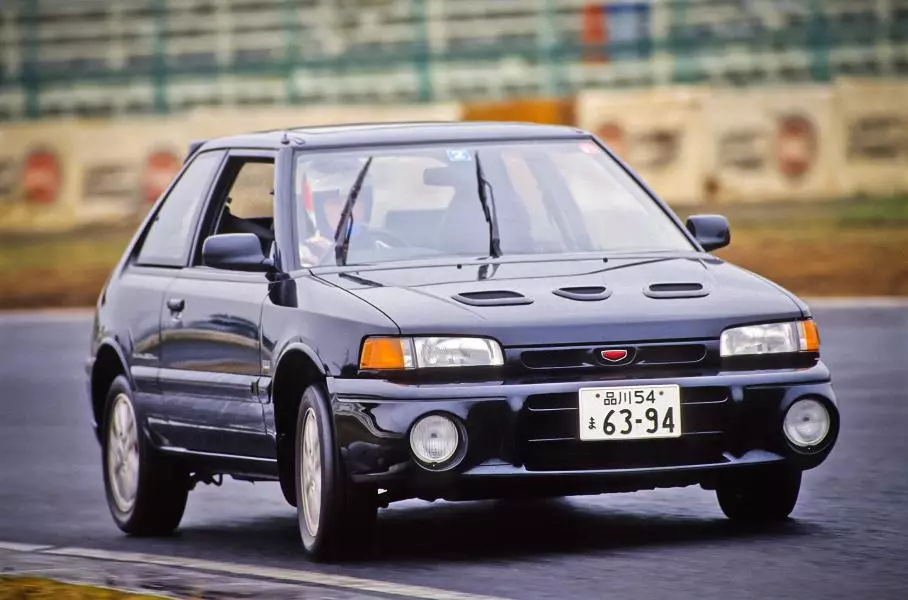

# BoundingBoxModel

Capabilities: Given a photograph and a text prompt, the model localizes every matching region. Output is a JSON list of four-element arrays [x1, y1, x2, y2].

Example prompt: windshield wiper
[[474, 151, 502, 258], [334, 156, 373, 266]]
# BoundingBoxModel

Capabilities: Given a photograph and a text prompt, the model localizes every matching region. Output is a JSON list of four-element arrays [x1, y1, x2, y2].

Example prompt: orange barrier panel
[[461, 98, 574, 126]]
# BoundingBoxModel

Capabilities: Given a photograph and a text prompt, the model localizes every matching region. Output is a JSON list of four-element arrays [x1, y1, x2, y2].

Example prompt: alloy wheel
[[107, 393, 139, 513], [300, 407, 322, 538]]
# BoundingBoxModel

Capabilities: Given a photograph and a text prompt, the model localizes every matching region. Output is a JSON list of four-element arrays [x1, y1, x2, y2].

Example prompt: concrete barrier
[[701, 85, 845, 203], [577, 88, 705, 205], [835, 78, 908, 198], [2, 86, 907, 233], [0, 121, 80, 232], [0, 104, 461, 233], [578, 82, 908, 205]]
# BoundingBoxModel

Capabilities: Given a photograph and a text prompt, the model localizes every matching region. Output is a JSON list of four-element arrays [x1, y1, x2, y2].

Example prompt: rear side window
[[136, 151, 224, 267]]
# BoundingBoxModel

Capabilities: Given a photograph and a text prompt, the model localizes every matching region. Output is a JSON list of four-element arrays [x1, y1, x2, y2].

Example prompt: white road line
[[0, 309, 94, 324], [805, 297, 908, 309], [0, 541, 53, 552], [3, 568, 95, 576], [41, 546, 509, 600]]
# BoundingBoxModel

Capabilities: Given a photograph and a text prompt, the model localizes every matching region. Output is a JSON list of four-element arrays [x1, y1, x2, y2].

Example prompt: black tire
[[101, 375, 189, 536], [716, 466, 802, 523], [295, 383, 376, 561]]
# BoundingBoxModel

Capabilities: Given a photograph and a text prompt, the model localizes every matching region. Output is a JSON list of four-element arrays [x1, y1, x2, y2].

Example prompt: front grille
[[517, 386, 730, 471], [518, 342, 710, 371], [638, 344, 706, 365], [522, 349, 590, 369]]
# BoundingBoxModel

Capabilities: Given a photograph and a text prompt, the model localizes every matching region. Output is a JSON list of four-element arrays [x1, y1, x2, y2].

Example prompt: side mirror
[[202, 233, 275, 272], [685, 214, 730, 252]]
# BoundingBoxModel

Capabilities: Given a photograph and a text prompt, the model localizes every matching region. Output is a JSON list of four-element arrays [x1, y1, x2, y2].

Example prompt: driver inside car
[[298, 162, 374, 264]]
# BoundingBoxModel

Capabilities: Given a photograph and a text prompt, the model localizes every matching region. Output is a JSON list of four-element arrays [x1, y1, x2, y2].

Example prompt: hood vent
[[644, 282, 710, 299], [452, 290, 533, 307], [552, 285, 612, 301]]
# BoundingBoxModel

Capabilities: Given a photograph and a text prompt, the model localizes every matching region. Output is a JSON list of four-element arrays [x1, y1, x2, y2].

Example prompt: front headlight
[[720, 320, 819, 357], [360, 336, 504, 370]]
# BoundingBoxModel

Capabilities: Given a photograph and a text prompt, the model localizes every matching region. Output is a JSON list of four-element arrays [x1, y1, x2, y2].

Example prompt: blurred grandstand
[[0, 0, 905, 120]]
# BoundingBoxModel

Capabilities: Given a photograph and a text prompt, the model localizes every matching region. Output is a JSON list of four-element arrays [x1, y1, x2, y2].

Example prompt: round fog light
[[410, 414, 459, 466], [783, 398, 831, 448]]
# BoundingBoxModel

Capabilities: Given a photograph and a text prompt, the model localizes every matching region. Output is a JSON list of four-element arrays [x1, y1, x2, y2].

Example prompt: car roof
[[197, 121, 589, 153]]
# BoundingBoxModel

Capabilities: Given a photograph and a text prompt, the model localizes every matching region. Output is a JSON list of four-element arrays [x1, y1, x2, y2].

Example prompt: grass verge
[[678, 196, 908, 296], [0, 577, 163, 600], [0, 230, 130, 310]]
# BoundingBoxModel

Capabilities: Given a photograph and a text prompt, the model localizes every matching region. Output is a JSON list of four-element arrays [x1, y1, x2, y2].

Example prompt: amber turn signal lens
[[799, 320, 820, 352], [360, 337, 408, 370]]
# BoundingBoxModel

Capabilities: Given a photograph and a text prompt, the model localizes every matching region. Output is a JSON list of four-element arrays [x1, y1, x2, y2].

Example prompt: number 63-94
[[603, 407, 676, 435]]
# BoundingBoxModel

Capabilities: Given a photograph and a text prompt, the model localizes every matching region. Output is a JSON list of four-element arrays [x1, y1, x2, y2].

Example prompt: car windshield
[[293, 140, 693, 266]]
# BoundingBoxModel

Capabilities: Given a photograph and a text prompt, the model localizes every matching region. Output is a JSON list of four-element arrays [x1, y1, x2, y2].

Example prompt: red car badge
[[601, 349, 629, 363]]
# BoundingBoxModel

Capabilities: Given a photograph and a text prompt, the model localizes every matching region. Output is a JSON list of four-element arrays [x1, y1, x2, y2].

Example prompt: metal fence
[[1, 0, 905, 120]]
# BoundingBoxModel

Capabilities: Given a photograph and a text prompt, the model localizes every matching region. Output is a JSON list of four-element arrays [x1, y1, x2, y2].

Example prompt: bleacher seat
[[0, 0, 901, 120]]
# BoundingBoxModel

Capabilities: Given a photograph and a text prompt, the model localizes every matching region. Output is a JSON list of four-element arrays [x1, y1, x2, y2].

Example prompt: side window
[[201, 157, 276, 263], [136, 151, 224, 267]]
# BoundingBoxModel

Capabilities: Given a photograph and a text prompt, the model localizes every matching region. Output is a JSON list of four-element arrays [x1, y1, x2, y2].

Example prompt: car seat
[[431, 162, 536, 257], [216, 198, 275, 254]]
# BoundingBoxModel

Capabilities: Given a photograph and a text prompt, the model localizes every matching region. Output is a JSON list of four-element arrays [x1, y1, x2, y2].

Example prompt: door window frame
[[188, 148, 283, 273]]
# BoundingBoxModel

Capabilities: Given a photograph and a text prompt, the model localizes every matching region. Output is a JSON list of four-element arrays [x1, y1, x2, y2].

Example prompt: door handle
[[167, 298, 185, 313]]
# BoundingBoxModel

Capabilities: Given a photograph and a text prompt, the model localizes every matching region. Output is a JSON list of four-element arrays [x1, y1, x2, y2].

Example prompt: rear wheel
[[716, 466, 801, 523], [295, 383, 376, 560], [102, 376, 189, 535]]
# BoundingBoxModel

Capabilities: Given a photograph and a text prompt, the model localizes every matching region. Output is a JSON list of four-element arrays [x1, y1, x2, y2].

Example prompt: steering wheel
[[302, 227, 413, 266]]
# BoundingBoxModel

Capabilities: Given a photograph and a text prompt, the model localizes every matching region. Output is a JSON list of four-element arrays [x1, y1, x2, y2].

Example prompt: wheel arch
[[91, 340, 132, 442], [271, 343, 329, 506]]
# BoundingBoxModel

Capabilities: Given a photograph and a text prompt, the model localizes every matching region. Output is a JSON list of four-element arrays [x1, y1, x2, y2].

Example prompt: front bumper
[[329, 363, 838, 500]]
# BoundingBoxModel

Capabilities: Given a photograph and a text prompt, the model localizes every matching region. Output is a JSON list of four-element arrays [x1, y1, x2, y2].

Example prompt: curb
[[0, 308, 94, 324], [804, 297, 908, 309], [0, 543, 506, 600]]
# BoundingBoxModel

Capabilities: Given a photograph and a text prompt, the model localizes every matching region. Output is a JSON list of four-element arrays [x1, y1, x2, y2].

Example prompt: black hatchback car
[[87, 122, 839, 559]]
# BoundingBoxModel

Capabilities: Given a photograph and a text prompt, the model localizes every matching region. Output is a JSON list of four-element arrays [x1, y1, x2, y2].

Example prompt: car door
[[118, 150, 226, 411], [156, 151, 276, 458]]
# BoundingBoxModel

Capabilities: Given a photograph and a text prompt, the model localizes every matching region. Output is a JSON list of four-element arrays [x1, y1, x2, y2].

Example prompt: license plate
[[578, 384, 682, 441]]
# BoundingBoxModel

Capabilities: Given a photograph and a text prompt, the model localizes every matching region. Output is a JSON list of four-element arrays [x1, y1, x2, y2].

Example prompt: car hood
[[313, 255, 804, 347]]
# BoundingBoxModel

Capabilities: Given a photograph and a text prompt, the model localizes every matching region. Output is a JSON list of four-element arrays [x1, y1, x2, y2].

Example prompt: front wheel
[[295, 383, 376, 560], [102, 375, 189, 535], [716, 466, 802, 523]]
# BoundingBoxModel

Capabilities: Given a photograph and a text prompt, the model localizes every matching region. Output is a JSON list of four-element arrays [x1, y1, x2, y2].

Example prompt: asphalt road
[[1, 305, 906, 599]]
